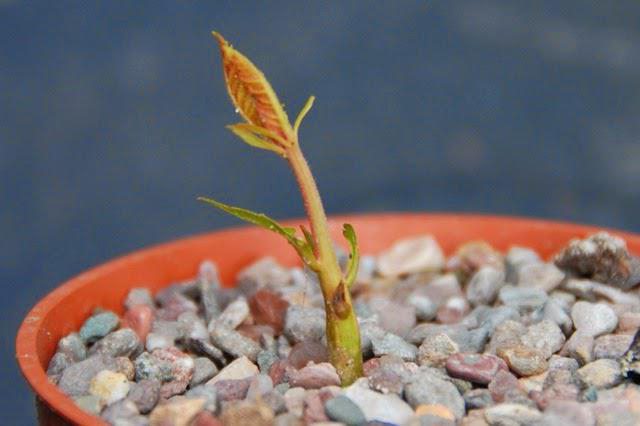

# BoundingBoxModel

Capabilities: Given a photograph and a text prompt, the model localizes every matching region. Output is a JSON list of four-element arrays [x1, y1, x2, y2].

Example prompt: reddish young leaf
[[213, 32, 294, 143]]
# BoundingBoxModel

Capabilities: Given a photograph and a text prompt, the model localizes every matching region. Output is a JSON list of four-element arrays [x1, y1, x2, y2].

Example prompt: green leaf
[[226, 123, 286, 155], [293, 96, 315, 136], [342, 223, 360, 288], [198, 196, 318, 269]]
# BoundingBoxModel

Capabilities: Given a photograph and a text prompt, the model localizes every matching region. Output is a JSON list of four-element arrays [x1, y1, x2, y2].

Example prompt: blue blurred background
[[3, 1, 640, 423]]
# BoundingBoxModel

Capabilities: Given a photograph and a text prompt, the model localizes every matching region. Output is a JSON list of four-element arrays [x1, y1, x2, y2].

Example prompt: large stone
[[58, 354, 118, 397]]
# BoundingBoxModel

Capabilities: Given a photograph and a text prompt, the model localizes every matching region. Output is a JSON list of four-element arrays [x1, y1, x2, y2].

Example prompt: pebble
[[487, 370, 521, 403], [408, 293, 438, 321], [124, 288, 155, 310], [257, 350, 279, 373], [249, 289, 290, 334], [148, 397, 206, 426], [191, 411, 223, 426], [517, 262, 565, 292], [422, 273, 463, 306], [47, 352, 73, 382], [343, 378, 414, 424], [127, 379, 161, 414], [404, 369, 465, 419], [371, 333, 418, 361], [210, 325, 261, 361], [145, 332, 174, 351], [101, 399, 140, 424], [377, 235, 445, 277], [79, 311, 120, 342], [498, 345, 548, 377], [185, 338, 226, 365], [505, 246, 541, 283], [617, 311, 640, 333], [190, 357, 218, 387], [498, 285, 548, 312], [283, 387, 307, 417], [543, 297, 574, 335], [466, 266, 505, 307], [538, 400, 596, 426], [288, 362, 341, 389], [463, 389, 494, 410], [262, 390, 286, 415], [90, 328, 141, 358], [135, 347, 194, 387], [58, 354, 118, 397], [486, 320, 526, 355], [520, 320, 566, 359], [237, 257, 291, 295], [199, 278, 221, 324], [284, 305, 326, 343], [483, 403, 542, 425], [178, 311, 209, 341], [89, 370, 130, 405], [208, 356, 258, 385], [219, 401, 274, 426], [368, 366, 404, 395], [593, 334, 634, 359], [571, 301, 618, 337], [123, 305, 155, 341], [185, 384, 217, 412], [156, 292, 198, 320], [74, 394, 104, 415], [418, 333, 459, 367], [246, 374, 274, 400], [576, 359, 623, 389], [554, 232, 640, 289], [213, 378, 252, 402], [446, 241, 503, 282], [324, 395, 366, 425], [562, 331, 595, 364], [369, 297, 417, 336], [213, 296, 250, 330], [445, 353, 508, 385], [57, 332, 87, 362], [436, 296, 470, 324], [288, 340, 329, 369]]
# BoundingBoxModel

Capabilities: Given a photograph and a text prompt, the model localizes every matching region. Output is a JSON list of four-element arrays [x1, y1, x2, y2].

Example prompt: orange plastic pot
[[16, 213, 640, 425]]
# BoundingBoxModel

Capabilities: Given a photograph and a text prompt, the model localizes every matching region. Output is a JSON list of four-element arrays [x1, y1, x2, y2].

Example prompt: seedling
[[199, 32, 363, 385]]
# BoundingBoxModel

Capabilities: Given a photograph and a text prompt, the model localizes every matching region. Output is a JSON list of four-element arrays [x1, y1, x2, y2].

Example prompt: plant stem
[[287, 143, 363, 385]]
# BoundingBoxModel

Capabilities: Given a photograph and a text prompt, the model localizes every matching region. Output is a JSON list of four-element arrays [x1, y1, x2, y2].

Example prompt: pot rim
[[15, 211, 640, 425]]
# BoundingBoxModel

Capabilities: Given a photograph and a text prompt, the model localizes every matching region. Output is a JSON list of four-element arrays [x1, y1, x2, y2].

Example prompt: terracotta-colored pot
[[16, 213, 640, 425]]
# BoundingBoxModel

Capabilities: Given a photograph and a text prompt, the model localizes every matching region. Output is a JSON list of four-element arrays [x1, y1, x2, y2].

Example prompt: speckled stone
[[90, 328, 141, 358], [404, 369, 465, 420], [466, 266, 505, 307], [377, 235, 445, 277], [219, 401, 274, 426], [498, 345, 548, 377], [57, 332, 87, 362], [190, 357, 218, 388], [520, 320, 566, 359], [148, 396, 206, 426], [576, 359, 623, 389], [418, 333, 459, 367], [89, 370, 130, 405], [342, 378, 414, 424], [371, 333, 418, 361], [484, 403, 542, 425], [445, 353, 508, 385], [594, 334, 634, 359], [210, 325, 261, 362], [571, 302, 618, 337], [288, 362, 340, 389], [58, 354, 118, 397], [127, 379, 161, 414], [79, 311, 120, 342], [284, 305, 326, 343]]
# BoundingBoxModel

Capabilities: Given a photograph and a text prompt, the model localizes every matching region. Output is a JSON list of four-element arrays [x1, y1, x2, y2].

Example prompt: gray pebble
[[466, 266, 505, 306], [498, 285, 548, 313], [73, 394, 104, 415], [185, 383, 217, 412], [464, 388, 494, 410], [404, 368, 465, 420], [126, 379, 160, 414], [210, 325, 261, 361], [408, 293, 438, 322], [372, 333, 418, 361], [90, 328, 141, 358], [576, 359, 623, 389], [124, 288, 155, 310], [257, 350, 279, 374], [47, 352, 73, 382], [543, 298, 574, 335], [324, 395, 367, 425], [57, 332, 87, 362], [283, 305, 326, 343], [212, 296, 249, 330], [190, 357, 218, 388], [521, 320, 566, 359], [58, 354, 117, 397], [79, 311, 120, 342], [517, 263, 565, 292]]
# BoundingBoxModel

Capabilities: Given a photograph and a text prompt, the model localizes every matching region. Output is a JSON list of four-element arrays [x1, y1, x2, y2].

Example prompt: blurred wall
[[2, 1, 640, 422]]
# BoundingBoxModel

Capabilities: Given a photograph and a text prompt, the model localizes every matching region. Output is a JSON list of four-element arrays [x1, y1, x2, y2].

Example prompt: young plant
[[199, 32, 363, 385]]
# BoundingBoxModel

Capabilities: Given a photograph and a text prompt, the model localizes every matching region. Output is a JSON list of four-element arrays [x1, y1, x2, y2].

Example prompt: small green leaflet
[[342, 223, 360, 288], [293, 95, 315, 136], [198, 196, 319, 269]]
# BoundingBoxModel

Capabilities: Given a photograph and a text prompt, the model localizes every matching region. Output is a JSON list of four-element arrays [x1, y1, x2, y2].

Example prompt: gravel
[[47, 232, 640, 425]]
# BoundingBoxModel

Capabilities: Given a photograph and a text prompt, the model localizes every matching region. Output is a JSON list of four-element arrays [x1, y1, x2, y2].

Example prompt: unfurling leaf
[[198, 196, 319, 269], [342, 224, 360, 288], [213, 32, 294, 143], [226, 123, 287, 156], [293, 96, 315, 136]]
